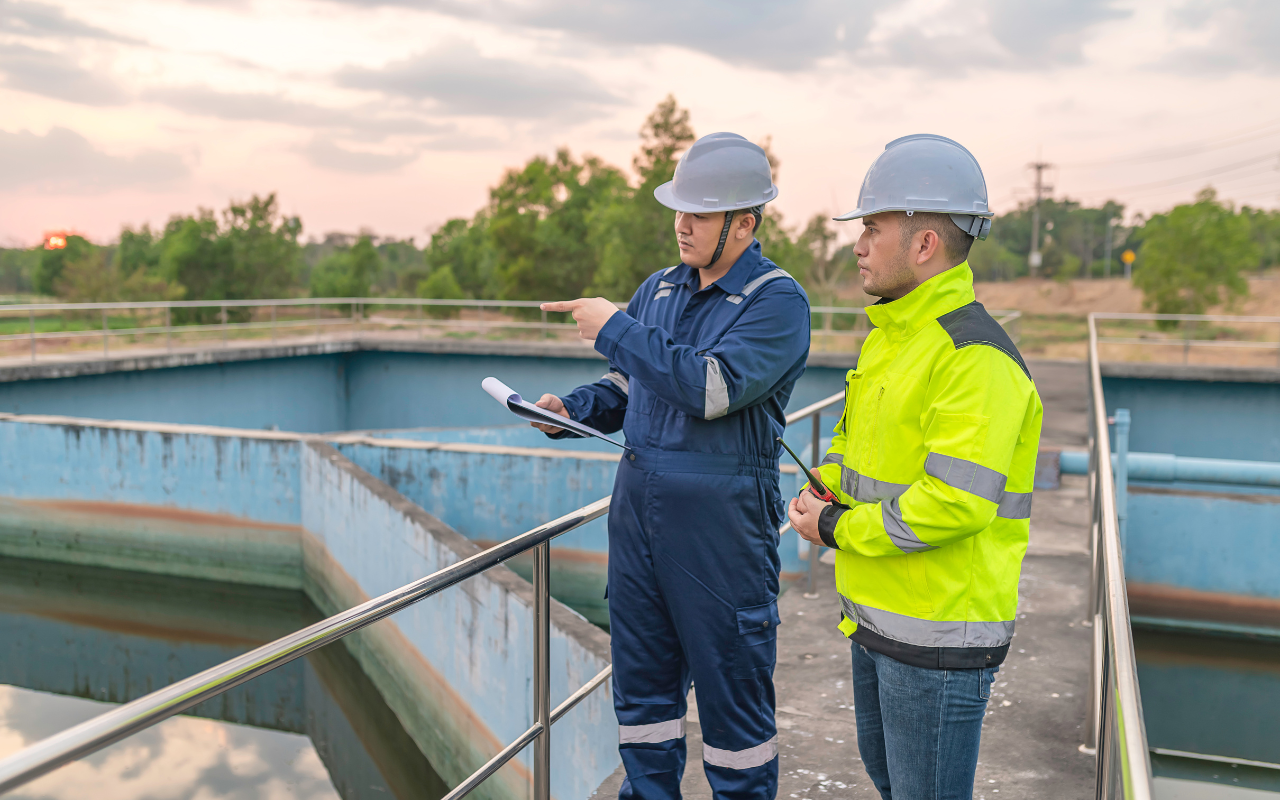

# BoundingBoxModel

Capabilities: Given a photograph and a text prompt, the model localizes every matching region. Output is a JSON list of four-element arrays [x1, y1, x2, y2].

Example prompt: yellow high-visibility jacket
[[812, 263, 1043, 669]]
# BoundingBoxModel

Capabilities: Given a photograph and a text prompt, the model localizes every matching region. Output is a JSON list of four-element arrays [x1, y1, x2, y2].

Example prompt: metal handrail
[[0, 497, 611, 797], [0, 298, 1022, 364], [1086, 313, 1154, 799]]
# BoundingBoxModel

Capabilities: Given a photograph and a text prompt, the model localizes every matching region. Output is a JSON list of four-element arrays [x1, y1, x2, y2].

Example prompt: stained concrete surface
[[594, 360, 1097, 798]]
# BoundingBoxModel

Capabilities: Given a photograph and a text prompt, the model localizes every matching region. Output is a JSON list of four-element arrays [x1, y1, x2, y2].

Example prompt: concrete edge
[[1101, 360, 1280, 384], [305, 441, 613, 663], [0, 339, 363, 383]]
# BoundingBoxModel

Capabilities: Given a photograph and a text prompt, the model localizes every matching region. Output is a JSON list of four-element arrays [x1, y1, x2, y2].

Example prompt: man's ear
[[736, 211, 757, 240], [915, 229, 942, 265]]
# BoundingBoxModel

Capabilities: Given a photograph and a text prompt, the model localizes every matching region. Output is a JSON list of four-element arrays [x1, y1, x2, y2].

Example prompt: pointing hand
[[540, 298, 620, 341]]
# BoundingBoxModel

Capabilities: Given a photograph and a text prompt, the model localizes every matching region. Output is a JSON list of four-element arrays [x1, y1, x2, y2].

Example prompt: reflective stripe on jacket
[[558, 240, 811, 485], [813, 263, 1043, 669]]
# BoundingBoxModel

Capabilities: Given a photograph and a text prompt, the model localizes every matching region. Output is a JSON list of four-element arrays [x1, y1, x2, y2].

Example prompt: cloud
[[0, 127, 189, 192], [334, 38, 622, 120], [143, 85, 452, 139], [861, 0, 1130, 73], [300, 137, 420, 173], [0, 0, 138, 43], [1162, 0, 1280, 74], [322, 0, 1126, 73], [0, 42, 128, 104]]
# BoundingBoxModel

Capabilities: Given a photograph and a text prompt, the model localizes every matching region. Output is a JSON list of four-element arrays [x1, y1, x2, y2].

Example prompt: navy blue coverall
[[554, 241, 811, 799]]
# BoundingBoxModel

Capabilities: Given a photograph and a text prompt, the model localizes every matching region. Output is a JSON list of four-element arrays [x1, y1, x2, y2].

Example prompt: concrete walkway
[[594, 360, 1097, 799]]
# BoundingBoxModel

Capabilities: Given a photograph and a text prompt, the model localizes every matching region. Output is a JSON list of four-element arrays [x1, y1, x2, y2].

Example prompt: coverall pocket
[[732, 601, 781, 678]]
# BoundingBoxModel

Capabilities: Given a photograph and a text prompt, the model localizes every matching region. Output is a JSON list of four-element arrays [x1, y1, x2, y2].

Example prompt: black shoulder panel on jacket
[[935, 301, 1032, 380]]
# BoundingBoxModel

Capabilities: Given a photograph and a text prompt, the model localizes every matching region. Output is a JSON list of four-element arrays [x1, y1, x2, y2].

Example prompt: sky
[[1, 0, 1279, 247]]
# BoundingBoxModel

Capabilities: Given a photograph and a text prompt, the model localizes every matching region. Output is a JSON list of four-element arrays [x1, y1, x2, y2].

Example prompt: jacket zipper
[[866, 385, 886, 471]]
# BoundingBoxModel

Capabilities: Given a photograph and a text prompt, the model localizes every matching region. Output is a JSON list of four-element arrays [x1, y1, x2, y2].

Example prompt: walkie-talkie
[[776, 437, 837, 503]]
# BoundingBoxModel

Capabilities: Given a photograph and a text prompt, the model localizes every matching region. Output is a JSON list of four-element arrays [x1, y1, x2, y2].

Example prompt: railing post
[[221, 306, 228, 348], [270, 306, 276, 342], [315, 304, 321, 342], [542, 307, 549, 340], [102, 309, 109, 358], [165, 307, 172, 352], [28, 310, 35, 363], [806, 409, 822, 598], [533, 541, 551, 800], [1114, 409, 1130, 555]]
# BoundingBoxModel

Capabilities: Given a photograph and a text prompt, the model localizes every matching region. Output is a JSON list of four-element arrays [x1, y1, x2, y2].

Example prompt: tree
[[487, 149, 627, 302], [1242, 206, 1280, 272], [310, 235, 380, 300], [795, 215, 851, 324], [115, 225, 160, 278], [424, 216, 493, 299], [56, 248, 182, 305], [588, 95, 695, 299], [33, 234, 95, 296], [1133, 188, 1256, 322], [159, 210, 231, 323], [160, 194, 302, 322]]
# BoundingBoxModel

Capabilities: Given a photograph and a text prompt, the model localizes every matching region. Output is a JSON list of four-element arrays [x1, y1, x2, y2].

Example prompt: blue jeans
[[851, 643, 997, 800]]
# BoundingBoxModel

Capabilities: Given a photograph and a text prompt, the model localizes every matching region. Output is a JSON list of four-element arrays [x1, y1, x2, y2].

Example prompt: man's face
[[853, 212, 916, 299], [674, 211, 728, 269]]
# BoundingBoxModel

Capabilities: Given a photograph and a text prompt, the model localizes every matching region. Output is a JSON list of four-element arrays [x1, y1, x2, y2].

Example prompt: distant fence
[[0, 298, 1021, 363]]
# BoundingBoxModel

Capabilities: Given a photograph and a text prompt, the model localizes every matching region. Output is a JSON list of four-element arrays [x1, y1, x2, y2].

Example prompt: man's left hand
[[788, 488, 831, 546], [540, 298, 619, 341]]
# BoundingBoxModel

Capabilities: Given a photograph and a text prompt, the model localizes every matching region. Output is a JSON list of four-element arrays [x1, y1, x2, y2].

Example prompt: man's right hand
[[531, 394, 571, 434]]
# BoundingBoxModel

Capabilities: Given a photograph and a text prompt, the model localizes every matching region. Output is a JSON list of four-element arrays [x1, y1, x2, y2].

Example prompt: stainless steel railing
[[0, 497, 612, 799], [0, 297, 1021, 363], [1092, 311, 1280, 367], [781, 391, 846, 596], [1085, 313, 1154, 799]]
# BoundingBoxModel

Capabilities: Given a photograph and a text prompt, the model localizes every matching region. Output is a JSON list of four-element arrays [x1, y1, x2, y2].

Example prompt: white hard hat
[[654, 132, 778, 214], [835, 134, 994, 240]]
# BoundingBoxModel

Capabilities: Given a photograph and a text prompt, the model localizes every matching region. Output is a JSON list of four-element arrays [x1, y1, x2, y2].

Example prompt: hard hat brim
[[833, 205, 995, 222], [654, 181, 778, 214]]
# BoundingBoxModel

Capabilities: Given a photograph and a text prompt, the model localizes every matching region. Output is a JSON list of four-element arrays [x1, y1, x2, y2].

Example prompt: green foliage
[[161, 194, 301, 322], [488, 148, 627, 302], [966, 237, 1023, 282], [310, 235, 381, 299], [0, 247, 39, 294], [33, 234, 95, 295], [424, 217, 493, 299], [1133, 189, 1256, 323], [115, 225, 160, 277], [587, 94, 695, 298], [418, 265, 465, 300], [57, 247, 182, 305], [987, 199, 1129, 280], [1242, 206, 1280, 271]]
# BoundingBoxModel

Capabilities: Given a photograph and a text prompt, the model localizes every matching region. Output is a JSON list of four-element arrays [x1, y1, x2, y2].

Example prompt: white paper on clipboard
[[482, 377, 625, 449]]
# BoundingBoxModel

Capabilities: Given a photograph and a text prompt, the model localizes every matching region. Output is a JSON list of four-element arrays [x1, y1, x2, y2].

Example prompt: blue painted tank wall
[[0, 348, 851, 435], [1102, 375, 1280, 462], [1125, 489, 1280, 599]]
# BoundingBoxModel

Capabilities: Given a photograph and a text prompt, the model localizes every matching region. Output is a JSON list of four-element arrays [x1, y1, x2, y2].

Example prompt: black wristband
[[817, 504, 847, 550]]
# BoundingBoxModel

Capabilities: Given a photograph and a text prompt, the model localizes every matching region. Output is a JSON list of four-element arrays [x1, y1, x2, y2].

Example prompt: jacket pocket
[[733, 601, 781, 678]]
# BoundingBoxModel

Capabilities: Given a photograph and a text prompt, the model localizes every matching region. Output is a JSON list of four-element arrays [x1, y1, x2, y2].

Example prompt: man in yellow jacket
[[788, 134, 1043, 800]]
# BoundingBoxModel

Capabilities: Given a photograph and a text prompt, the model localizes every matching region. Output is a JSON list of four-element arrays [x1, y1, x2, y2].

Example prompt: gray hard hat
[[654, 132, 779, 214], [834, 134, 993, 240]]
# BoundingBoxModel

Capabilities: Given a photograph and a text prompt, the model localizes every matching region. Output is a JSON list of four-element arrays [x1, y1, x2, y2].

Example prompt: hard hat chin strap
[[707, 207, 764, 267], [708, 210, 736, 266]]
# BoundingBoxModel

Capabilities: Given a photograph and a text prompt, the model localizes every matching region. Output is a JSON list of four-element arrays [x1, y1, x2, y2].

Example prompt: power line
[[1057, 117, 1280, 169], [1069, 152, 1279, 197]]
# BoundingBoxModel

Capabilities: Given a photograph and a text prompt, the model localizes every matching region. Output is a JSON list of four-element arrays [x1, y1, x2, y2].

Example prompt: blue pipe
[[1058, 450, 1280, 487]]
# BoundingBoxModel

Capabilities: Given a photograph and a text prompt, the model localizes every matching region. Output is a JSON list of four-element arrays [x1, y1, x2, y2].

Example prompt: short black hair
[[899, 211, 974, 266]]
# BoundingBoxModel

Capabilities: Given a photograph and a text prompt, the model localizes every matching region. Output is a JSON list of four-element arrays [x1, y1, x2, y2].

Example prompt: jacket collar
[[865, 263, 976, 340], [668, 239, 763, 295]]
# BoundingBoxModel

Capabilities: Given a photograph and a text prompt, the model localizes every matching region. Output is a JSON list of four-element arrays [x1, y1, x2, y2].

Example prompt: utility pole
[[1103, 217, 1118, 279], [1027, 160, 1053, 278]]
